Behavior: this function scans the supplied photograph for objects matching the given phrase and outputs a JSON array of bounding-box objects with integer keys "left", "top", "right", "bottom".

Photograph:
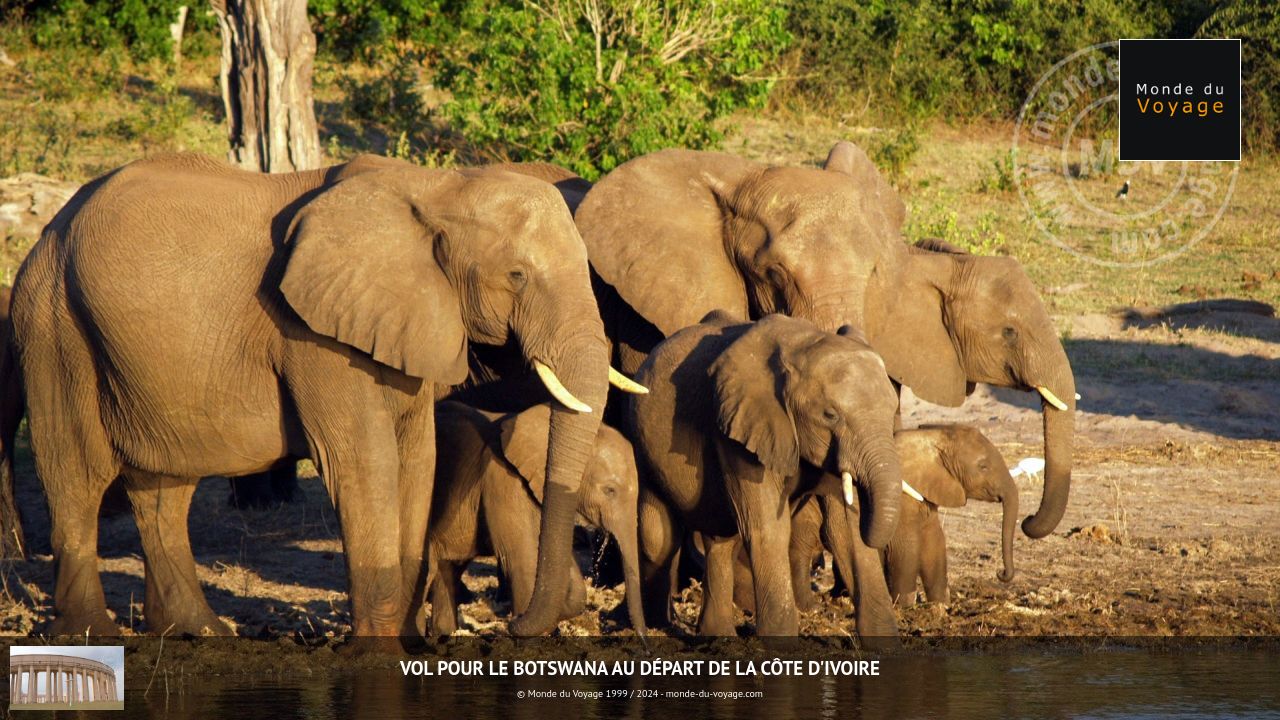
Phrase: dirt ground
[{"left": 1, "top": 303, "right": 1276, "bottom": 642}]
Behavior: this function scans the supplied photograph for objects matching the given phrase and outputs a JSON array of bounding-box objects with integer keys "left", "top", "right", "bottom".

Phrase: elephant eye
[
  {"left": 508, "top": 268, "right": 528, "bottom": 288},
  {"left": 603, "top": 486, "right": 617, "bottom": 497},
  {"left": 766, "top": 265, "right": 786, "bottom": 284},
  {"left": 1002, "top": 326, "right": 1018, "bottom": 343},
  {"left": 822, "top": 407, "right": 839, "bottom": 423}
]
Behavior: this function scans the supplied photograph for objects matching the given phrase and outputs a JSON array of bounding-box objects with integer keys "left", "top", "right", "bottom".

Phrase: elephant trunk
[
  {"left": 607, "top": 512, "right": 649, "bottom": 641},
  {"left": 996, "top": 472, "right": 1018, "bottom": 583},
  {"left": 1022, "top": 364, "right": 1075, "bottom": 539},
  {"left": 509, "top": 301, "right": 610, "bottom": 637},
  {"left": 848, "top": 437, "right": 902, "bottom": 549}
]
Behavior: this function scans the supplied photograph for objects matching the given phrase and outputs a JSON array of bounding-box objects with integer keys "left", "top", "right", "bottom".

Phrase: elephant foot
[
  {"left": 49, "top": 610, "right": 120, "bottom": 637},
  {"left": 147, "top": 608, "right": 234, "bottom": 637},
  {"left": 698, "top": 615, "right": 738, "bottom": 638},
  {"left": 428, "top": 613, "right": 457, "bottom": 639},
  {"left": 795, "top": 587, "right": 819, "bottom": 614},
  {"left": 855, "top": 612, "right": 900, "bottom": 650}
]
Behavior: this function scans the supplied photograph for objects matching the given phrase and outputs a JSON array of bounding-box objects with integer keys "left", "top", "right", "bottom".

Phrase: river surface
[{"left": 89, "top": 646, "right": 1280, "bottom": 719}]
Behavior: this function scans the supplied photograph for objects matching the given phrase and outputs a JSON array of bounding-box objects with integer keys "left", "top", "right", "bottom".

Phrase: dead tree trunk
[{"left": 211, "top": 0, "right": 321, "bottom": 173}]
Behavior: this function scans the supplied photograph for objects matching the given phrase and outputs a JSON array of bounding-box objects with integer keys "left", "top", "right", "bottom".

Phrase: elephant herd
[{"left": 0, "top": 140, "right": 1075, "bottom": 643}]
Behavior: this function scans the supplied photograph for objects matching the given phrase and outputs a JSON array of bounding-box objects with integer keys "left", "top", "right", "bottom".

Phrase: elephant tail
[{"left": 0, "top": 285, "right": 26, "bottom": 559}]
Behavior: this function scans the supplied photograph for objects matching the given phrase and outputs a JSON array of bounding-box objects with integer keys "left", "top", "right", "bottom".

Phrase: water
[{"left": 106, "top": 646, "right": 1280, "bottom": 719}]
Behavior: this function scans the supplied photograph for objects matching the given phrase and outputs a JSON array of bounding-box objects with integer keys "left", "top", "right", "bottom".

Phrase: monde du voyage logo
[
  {"left": 1119, "top": 39, "right": 1241, "bottom": 161},
  {"left": 1013, "top": 39, "right": 1240, "bottom": 268}
]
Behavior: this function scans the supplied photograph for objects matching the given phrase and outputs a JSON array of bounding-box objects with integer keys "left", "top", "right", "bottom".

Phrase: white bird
[{"left": 1009, "top": 457, "right": 1046, "bottom": 480}]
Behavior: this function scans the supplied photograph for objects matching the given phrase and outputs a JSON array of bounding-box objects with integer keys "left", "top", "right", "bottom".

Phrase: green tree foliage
[
  {"left": 1198, "top": 0, "right": 1280, "bottom": 153},
  {"left": 784, "top": 0, "right": 1161, "bottom": 118},
  {"left": 27, "top": 0, "right": 215, "bottom": 61},
  {"left": 309, "top": 0, "right": 460, "bottom": 60},
  {"left": 431, "top": 0, "right": 789, "bottom": 179}
]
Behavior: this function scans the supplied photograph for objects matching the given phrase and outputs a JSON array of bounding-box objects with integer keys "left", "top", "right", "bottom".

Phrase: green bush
[
  {"left": 309, "top": 0, "right": 461, "bottom": 60},
  {"left": 433, "top": 0, "right": 790, "bottom": 179},
  {"left": 784, "top": 0, "right": 1161, "bottom": 120},
  {"left": 30, "top": 0, "right": 215, "bottom": 62},
  {"left": 1198, "top": 0, "right": 1280, "bottom": 153}
]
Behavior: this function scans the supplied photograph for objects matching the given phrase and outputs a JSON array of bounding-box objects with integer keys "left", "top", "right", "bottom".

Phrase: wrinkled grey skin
[
  {"left": 884, "top": 425, "right": 1018, "bottom": 605},
  {"left": 576, "top": 145, "right": 1074, "bottom": 545},
  {"left": 425, "top": 402, "right": 646, "bottom": 638},
  {"left": 627, "top": 313, "right": 901, "bottom": 637},
  {"left": 740, "top": 425, "right": 1018, "bottom": 615},
  {"left": 7, "top": 152, "right": 607, "bottom": 638}
]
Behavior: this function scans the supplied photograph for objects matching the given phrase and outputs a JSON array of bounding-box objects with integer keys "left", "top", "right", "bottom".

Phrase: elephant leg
[
  {"left": 638, "top": 487, "right": 680, "bottom": 628},
  {"left": 734, "top": 484, "right": 798, "bottom": 637},
  {"left": 124, "top": 471, "right": 231, "bottom": 636},
  {"left": 886, "top": 543, "right": 921, "bottom": 607},
  {"left": 562, "top": 560, "right": 587, "bottom": 621},
  {"left": 698, "top": 534, "right": 739, "bottom": 637},
  {"left": 493, "top": 507, "right": 541, "bottom": 618},
  {"left": 395, "top": 404, "right": 436, "bottom": 638},
  {"left": 31, "top": 407, "right": 120, "bottom": 636},
  {"left": 822, "top": 496, "right": 898, "bottom": 642},
  {"left": 919, "top": 514, "right": 949, "bottom": 604},
  {"left": 789, "top": 497, "right": 823, "bottom": 612},
  {"left": 428, "top": 560, "right": 460, "bottom": 637},
  {"left": 292, "top": 388, "right": 403, "bottom": 637}
]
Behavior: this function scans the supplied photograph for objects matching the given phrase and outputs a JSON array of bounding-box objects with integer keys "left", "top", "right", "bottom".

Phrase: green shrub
[
  {"left": 784, "top": 0, "right": 1161, "bottom": 120},
  {"left": 908, "top": 208, "right": 1006, "bottom": 255},
  {"left": 433, "top": 0, "right": 790, "bottom": 179},
  {"left": 30, "top": 0, "right": 215, "bottom": 62},
  {"left": 1198, "top": 0, "right": 1280, "bottom": 153},
  {"left": 870, "top": 124, "right": 920, "bottom": 183},
  {"left": 309, "top": 0, "right": 461, "bottom": 61}
]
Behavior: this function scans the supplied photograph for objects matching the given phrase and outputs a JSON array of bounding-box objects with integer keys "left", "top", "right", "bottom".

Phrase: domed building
[{"left": 9, "top": 652, "right": 118, "bottom": 705}]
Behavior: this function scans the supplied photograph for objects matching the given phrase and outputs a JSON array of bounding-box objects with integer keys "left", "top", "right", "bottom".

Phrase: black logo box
[{"left": 1119, "top": 38, "right": 1241, "bottom": 162}]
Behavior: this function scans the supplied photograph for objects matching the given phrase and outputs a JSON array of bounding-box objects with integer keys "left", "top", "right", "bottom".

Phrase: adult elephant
[
  {"left": 7, "top": 152, "right": 610, "bottom": 638},
  {"left": 575, "top": 143, "right": 1075, "bottom": 542}
]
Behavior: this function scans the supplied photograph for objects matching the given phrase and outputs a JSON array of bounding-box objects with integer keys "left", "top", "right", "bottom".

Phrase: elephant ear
[
  {"left": 922, "top": 436, "right": 974, "bottom": 508},
  {"left": 708, "top": 316, "right": 799, "bottom": 477},
  {"left": 489, "top": 161, "right": 592, "bottom": 214},
  {"left": 280, "top": 168, "right": 468, "bottom": 384},
  {"left": 576, "top": 149, "right": 757, "bottom": 337},
  {"left": 869, "top": 258, "right": 967, "bottom": 406},
  {"left": 497, "top": 404, "right": 553, "bottom": 503},
  {"left": 912, "top": 465, "right": 968, "bottom": 508},
  {"left": 823, "top": 141, "right": 906, "bottom": 232}
]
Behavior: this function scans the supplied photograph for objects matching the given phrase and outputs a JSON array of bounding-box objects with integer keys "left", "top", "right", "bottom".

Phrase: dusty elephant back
[{"left": 11, "top": 154, "right": 330, "bottom": 476}]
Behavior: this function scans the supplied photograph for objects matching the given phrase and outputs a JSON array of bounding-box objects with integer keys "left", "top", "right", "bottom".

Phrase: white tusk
[
  {"left": 1036, "top": 385, "right": 1070, "bottom": 411},
  {"left": 1075, "top": 392, "right": 1081, "bottom": 401},
  {"left": 533, "top": 360, "right": 592, "bottom": 414},
  {"left": 902, "top": 480, "right": 925, "bottom": 503},
  {"left": 841, "top": 471, "right": 855, "bottom": 507},
  {"left": 609, "top": 367, "right": 649, "bottom": 394}
]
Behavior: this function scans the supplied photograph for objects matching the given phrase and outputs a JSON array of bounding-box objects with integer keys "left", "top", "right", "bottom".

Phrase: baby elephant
[
  {"left": 885, "top": 424, "right": 1018, "bottom": 605},
  {"left": 629, "top": 313, "right": 903, "bottom": 638},
  {"left": 425, "top": 401, "right": 646, "bottom": 638}
]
